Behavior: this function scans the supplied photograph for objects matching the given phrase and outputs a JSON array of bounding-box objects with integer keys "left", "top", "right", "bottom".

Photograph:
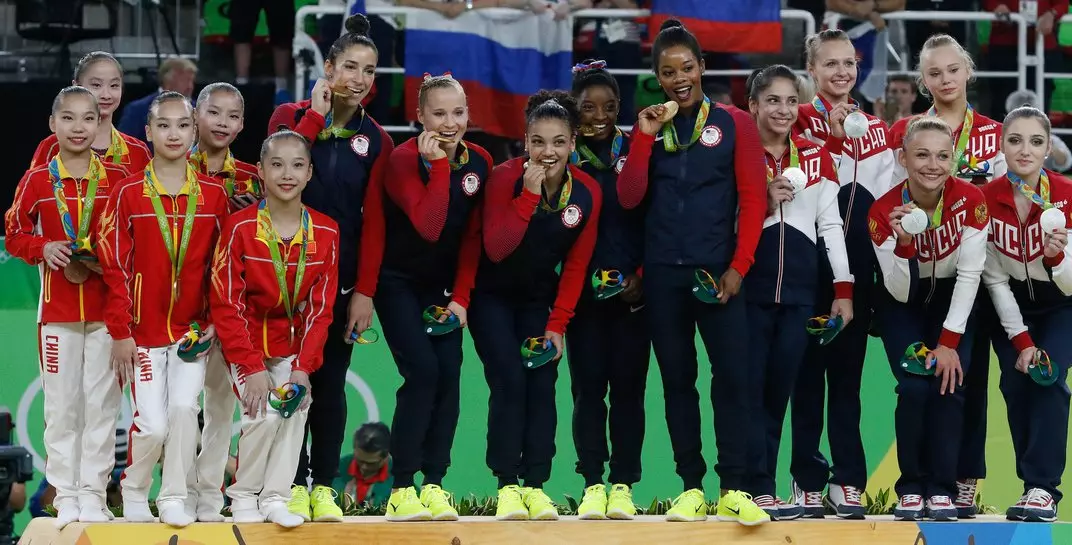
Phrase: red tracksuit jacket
[
  {"left": 30, "top": 130, "right": 151, "bottom": 175},
  {"left": 5, "top": 155, "right": 129, "bottom": 323},
  {"left": 209, "top": 204, "right": 340, "bottom": 378},
  {"left": 98, "top": 164, "right": 230, "bottom": 346},
  {"left": 188, "top": 148, "right": 262, "bottom": 213}
]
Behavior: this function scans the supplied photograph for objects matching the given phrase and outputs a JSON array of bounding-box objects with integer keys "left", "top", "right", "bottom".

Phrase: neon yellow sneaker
[
  {"left": 716, "top": 490, "right": 771, "bottom": 526},
  {"left": 577, "top": 484, "right": 608, "bottom": 520},
  {"left": 496, "top": 485, "right": 529, "bottom": 520},
  {"left": 385, "top": 486, "right": 432, "bottom": 522},
  {"left": 287, "top": 485, "right": 311, "bottom": 522},
  {"left": 606, "top": 484, "right": 636, "bottom": 520},
  {"left": 310, "top": 485, "right": 343, "bottom": 522},
  {"left": 523, "top": 487, "right": 559, "bottom": 521},
  {"left": 666, "top": 488, "right": 707, "bottom": 522},
  {"left": 420, "top": 484, "right": 458, "bottom": 521}
]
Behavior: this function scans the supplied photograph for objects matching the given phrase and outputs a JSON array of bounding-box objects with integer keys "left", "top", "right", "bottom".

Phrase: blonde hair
[
  {"left": 418, "top": 74, "right": 465, "bottom": 109},
  {"left": 915, "top": 34, "right": 976, "bottom": 98},
  {"left": 804, "top": 29, "right": 851, "bottom": 69},
  {"left": 904, "top": 116, "right": 953, "bottom": 147}
]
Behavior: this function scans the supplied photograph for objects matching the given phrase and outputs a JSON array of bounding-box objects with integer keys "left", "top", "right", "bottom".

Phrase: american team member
[
  {"left": 889, "top": 34, "right": 1006, "bottom": 518},
  {"left": 461, "top": 90, "right": 600, "bottom": 522},
  {"left": 98, "top": 92, "right": 230, "bottom": 528},
  {"left": 567, "top": 60, "right": 649, "bottom": 522},
  {"left": 618, "top": 19, "right": 767, "bottom": 525},
  {"left": 363, "top": 74, "right": 492, "bottom": 522},
  {"left": 982, "top": 106, "right": 1072, "bottom": 523},
  {"left": 791, "top": 29, "right": 896, "bottom": 519},
  {"left": 210, "top": 130, "right": 340, "bottom": 528},
  {"left": 30, "top": 52, "right": 151, "bottom": 174},
  {"left": 868, "top": 117, "right": 988, "bottom": 521},
  {"left": 5, "top": 87, "right": 129, "bottom": 528},
  {"left": 745, "top": 65, "right": 853, "bottom": 521},
  {"left": 268, "top": 13, "right": 393, "bottom": 522}
]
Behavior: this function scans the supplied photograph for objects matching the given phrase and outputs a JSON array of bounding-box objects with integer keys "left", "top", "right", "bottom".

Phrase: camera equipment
[{"left": 0, "top": 410, "right": 34, "bottom": 545}]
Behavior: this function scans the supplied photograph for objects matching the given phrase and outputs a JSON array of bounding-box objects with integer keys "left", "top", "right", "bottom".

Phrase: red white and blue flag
[{"left": 649, "top": 0, "right": 782, "bottom": 53}]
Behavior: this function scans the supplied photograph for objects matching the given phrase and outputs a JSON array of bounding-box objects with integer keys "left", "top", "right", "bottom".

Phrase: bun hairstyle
[
  {"left": 652, "top": 19, "right": 702, "bottom": 70},
  {"left": 525, "top": 90, "right": 580, "bottom": 134},
  {"left": 52, "top": 85, "right": 99, "bottom": 116},
  {"left": 418, "top": 72, "right": 466, "bottom": 108},
  {"left": 327, "top": 13, "right": 378, "bottom": 64},
  {"left": 147, "top": 90, "right": 193, "bottom": 122},
  {"left": 903, "top": 116, "right": 953, "bottom": 147},
  {"left": 73, "top": 51, "right": 121, "bottom": 83},
  {"left": 803, "top": 29, "right": 851, "bottom": 68},
  {"left": 571, "top": 59, "right": 620, "bottom": 100},
  {"left": 1003, "top": 105, "right": 1052, "bottom": 137},
  {"left": 746, "top": 64, "right": 800, "bottom": 102},
  {"left": 915, "top": 33, "right": 976, "bottom": 97},
  {"left": 260, "top": 129, "right": 311, "bottom": 160}
]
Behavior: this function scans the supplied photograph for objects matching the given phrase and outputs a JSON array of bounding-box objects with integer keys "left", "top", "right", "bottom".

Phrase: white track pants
[
  {"left": 121, "top": 341, "right": 205, "bottom": 506},
  {"left": 226, "top": 356, "right": 308, "bottom": 514},
  {"left": 39, "top": 322, "right": 120, "bottom": 507},
  {"left": 186, "top": 346, "right": 236, "bottom": 514}
]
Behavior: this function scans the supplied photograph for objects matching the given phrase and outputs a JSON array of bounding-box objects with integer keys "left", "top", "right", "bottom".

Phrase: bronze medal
[{"left": 63, "top": 261, "right": 90, "bottom": 284}]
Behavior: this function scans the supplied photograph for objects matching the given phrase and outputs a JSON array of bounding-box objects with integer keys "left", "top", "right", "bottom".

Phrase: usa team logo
[
  {"left": 614, "top": 157, "right": 627, "bottom": 174},
  {"left": 462, "top": 173, "right": 481, "bottom": 196},
  {"left": 562, "top": 204, "right": 583, "bottom": 228},
  {"left": 700, "top": 126, "right": 722, "bottom": 147},
  {"left": 351, "top": 135, "right": 370, "bottom": 157}
]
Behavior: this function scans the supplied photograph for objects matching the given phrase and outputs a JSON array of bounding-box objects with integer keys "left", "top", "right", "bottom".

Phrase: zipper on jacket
[
  {"left": 924, "top": 229, "right": 938, "bottom": 304},
  {"left": 841, "top": 148, "right": 861, "bottom": 237},
  {"left": 76, "top": 178, "right": 85, "bottom": 322},
  {"left": 164, "top": 194, "right": 179, "bottom": 344},
  {"left": 773, "top": 160, "right": 786, "bottom": 304},
  {"left": 1014, "top": 210, "right": 1036, "bottom": 302}
]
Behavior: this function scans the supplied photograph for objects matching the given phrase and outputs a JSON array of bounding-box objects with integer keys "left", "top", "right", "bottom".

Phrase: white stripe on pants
[
  {"left": 39, "top": 322, "right": 120, "bottom": 507},
  {"left": 226, "top": 356, "right": 308, "bottom": 514},
  {"left": 122, "top": 341, "right": 206, "bottom": 506},
  {"left": 187, "top": 346, "right": 236, "bottom": 514}
]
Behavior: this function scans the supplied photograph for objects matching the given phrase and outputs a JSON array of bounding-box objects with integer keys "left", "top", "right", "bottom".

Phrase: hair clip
[{"left": 571, "top": 60, "right": 607, "bottom": 74}]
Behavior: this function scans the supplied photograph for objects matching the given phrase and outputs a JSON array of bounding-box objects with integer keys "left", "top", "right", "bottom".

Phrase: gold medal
[
  {"left": 63, "top": 261, "right": 90, "bottom": 284},
  {"left": 579, "top": 125, "right": 598, "bottom": 137}
]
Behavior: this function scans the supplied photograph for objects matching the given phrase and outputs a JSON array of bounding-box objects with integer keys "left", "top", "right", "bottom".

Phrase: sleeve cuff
[
  {"left": 1043, "top": 251, "right": 1065, "bottom": 268},
  {"left": 296, "top": 109, "right": 326, "bottom": 141},
  {"left": 833, "top": 281, "right": 854, "bottom": 301},
  {"left": 1011, "top": 331, "right": 1035, "bottom": 353},
  {"left": 729, "top": 260, "right": 752, "bottom": 279},
  {"left": 450, "top": 296, "right": 470, "bottom": 310},
  {"left": 894, "top": 243, "right": 917, "bottom": 259},
  {"left": 545, "top": 317, "right": 567, "bottom": 336},
  {"left": 938, "top": 328, "right": 962, "bottom": 350},
  {"left": 515, "top": 189, "right": 541, "bottom": 216},
  {"left": 635, "top": 266, "right": 644, "bottom": 279},
  {"left": 631, "top": 129, "right": 656, "bottom": 148},
  {"left": 429, "top": 156, "right": 450, "bottom": 175}
]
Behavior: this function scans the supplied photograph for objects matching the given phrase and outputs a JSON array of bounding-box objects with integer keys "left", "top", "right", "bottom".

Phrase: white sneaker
[
  {"left": 54, "top": 500, "right": 80, "bottom": 529},
  {"left": 826, "top": 484, "right": 866, "bottom": 519},
  {"left": 158, "top": 501, "right": 195, "bottom": 528},
  {"left": 790, "top": 480, "right": 825, "bottom": 518},
  {"left": 926, "top": 495, "right": 957, "bottom": 521},
  {"left": 122, "top": 499, "right": 155, "bottom": 522},
  {"left": 231, "top": 507, "right": 265, "bottom": 524},
  {"left": 197, "top": 507, "right": 226, "bottom": 522},
  {"left": 1023, "top": 488, "right": 1058, "bottom": 522},
  {"left": 77, "top": 502, "right": 110, "bottom": 523},
  {"left": 894, "top": 494, "right": 924, "bottom": 521},
  {"left": 265, "top": 504, "right": 305, "bottom": 528}
]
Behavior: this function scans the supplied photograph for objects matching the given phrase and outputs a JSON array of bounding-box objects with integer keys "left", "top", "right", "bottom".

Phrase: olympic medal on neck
[
  {"left": 843, "top": 111, "right": 869, "bottom": 139},
  {"left": 901, "top": 207, "right": 930, "bottom": 236}
]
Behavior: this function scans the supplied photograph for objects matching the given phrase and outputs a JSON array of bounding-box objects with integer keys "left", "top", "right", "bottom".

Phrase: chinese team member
[
  {"left": 363, "top": 75, "right": 492, "bottom": 522},
  {"left": 463, "top": 91, "right": 600, "bottom": 522},
  {"left": 30, "top": 52, "right": 151, "bottom": 174},
  {"left": 745, "top": 65, "right": 853, "bottom": 521},
  {"left": 268, "top": 13, "right": 393, "bottom": 522},
  {"left": 98, "top": 92, "right": 230, "bottom": 528},
  {"left": 791, "top": 29, "right": 896, "bottom": 519},
  {"left": 5, "top": 87, "right": 129, "bottom": 528},
  {"left": 868, "top": 117, "right": 988, "bottom": 521},
  {"left": 184, "top": 81, "right": 262, "bottom": 522},
  {"left": 889, "top": 35, "right": 1005, "bottom": 517},
  {"left": 982, "top": 107, "right": 1072, "bottom": 523},
  {"left": 211, "top": 130, "right": 340, "bottom": 528},
  {"left": 566, "top": 60, "right": 649, "bottom": 521},
  {"left": 617, "top": 20, "right": 767, "bottom": 524}
]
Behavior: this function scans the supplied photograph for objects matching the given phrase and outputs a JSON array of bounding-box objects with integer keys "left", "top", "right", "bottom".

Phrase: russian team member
[
  {"left": 211, "top": 130, "right": 340, "bottom": 528},
  {"left": 364, "top": 74, "right": 492, "bottom": 522},
  {"left": 791, "top": 29, "right": 896, "bottom": 519},
  {"left": 617, "top": 19, "right": 768, "bottom": 525},
  {"left": 98, "top": 92, "right": 230, "bottom": 528},
  {"left": 268, "top": 13, "right": 393, "bottom": 522},
  {"left": 462, "top": 91, "right": 600, "bottom": 522},
  {"left": 566, "top": 60, "right": 649, "bottom": 522},
  {"left": 868, "top": 117, "right": 988, "bottom": 521},
  {"left": 30, "top": 52, "right": 151, "bottom": 174},
  {"left": 744, "top": 65, "right": 853, "bottom": 521},
  {"left": 5, "top": 87, "right": 128, "bottom": 528},
  {"left": 889, "top": 35, "right": 1006, "bottom": 518},
  {"left": 982, "top": 107, "right": 1072, "bottom": 523}
]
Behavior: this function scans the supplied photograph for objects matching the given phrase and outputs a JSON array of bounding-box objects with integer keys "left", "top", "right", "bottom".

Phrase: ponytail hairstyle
[
  {"left": 571, "top": 59, "right": 620, "bottom": 100},
  {"left": 418, "top": 72, "right": 466, "bottom": 108},
  {"left": 746, "top": 64, "right": 801, "bottom": 102},
  {"left": 803, "top": 29, "right": 851, "bottom": 69},
  {"left": 72, "top": 51, "right": 122, "bottom": 84},
  {"left": 903, "top": 116, "right": 953, "bottom": 147},
  {"left": 1003, "top": 105, "right": 1052, "bottom": 138},
  {"left": 525, "top": 90, "right": 580, "bottom": 135},
  {"left": 147, "top": 90, "right": 193, "bottom": 122},
  {"left": 52, "top": 86, "right": 100, "bottom": 116},
  {"left": 651, "top": 19, "right": 702, "bottom": 70},
  {"left": 260, "top": 130, "right": 311, "bottom": 161},
  {"left": 327, "top": 13, "right": 377, "bottom": 65},
  {"left": 915, "top": 33, "right": 977, "bottom": 98}
]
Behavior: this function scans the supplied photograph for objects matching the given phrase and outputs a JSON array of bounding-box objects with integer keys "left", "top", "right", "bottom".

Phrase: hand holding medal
[{"left": 178, "top": 322, "right": 213, "bottom": 362}]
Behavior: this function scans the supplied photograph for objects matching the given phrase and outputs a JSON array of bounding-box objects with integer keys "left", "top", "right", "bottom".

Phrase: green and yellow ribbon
[
  {"left": 49, "top": 154, "right": 104, "bottom": 253},
  {"left": 661, "top": 95, "right": 711, "bottom": 153},
  {"left": 257, "top": 200, "right": 310, "bottom": 343},
  {"left": 144, "top": 163, "right": 200, "bottom": 301}
]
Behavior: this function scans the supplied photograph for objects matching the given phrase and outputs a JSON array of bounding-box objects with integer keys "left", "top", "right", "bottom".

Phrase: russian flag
[
  {"left": 845, "top": 22, "right": 889, "bottom": 103},
  {"left": 649, "top": 0, "right": 781, "bottom": 53},
  {"left": 345, "top": 0, "right": 365, "bottom": 16},
  {"left": 403, "top": 11, "right": 572, "bottom": 140}
]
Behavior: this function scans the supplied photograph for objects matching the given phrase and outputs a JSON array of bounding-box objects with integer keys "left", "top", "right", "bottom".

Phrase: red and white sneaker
[
  {"left": 790, "top": 480, "right": 825, "bottom": 519},
  {"left": 753, "top": 495, "right": 778, "bottom": 519},
  {"left": 1023, "top": 488, "right": 1057, "bottom": 522},
  {"left": 775, "top": 497, "right": 803, "bottom": 521},
  {"left": 826, "top": 484, "right": 866, "bottom": 519},
  {"left": 926, "top": 495, "right": 958, "bottom": 521},
  {"left": 1007, "top": 493, "right": 1029, "bottom": 520},
  {"left": 954, "top": 479, "right": 978, "bottom": 518},
  {"left": 894, "top": 494, "right": 924, "bottom": 521}
]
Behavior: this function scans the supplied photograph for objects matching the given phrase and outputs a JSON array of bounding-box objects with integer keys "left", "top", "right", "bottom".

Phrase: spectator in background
[
  {"left": 705, "top": 83, "right": 732, "bottom": 106},
  {"left": 823, "top": 0, "right": 907, "bottom": 30},
  {"left": 905, "top": 0, "right": 975, "bottom": 59},
  {"left": 576, "top": 1, "right": 642, "bottom": 124},
  {"left": 116, "top": 58, "right": 197, "bottom": 144},
  {"left": 334, "top": 423, "right": 393, "bottom": 507},
  {"left": 874, "top": 74, "right": 918, "bottom": 126},
  {"left": 231, "top": 0, "right": 296, "bottom": 105},
  {"left": 985, "top": 0, "right": 1068, "bottom": 118},
  {"left": 1006, "top": 90, "right": 1072, "bottom": 172}
]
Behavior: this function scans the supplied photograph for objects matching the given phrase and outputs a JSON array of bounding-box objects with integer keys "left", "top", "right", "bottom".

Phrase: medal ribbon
[
  {"left": 661, "top": 95, "right": 711, "bottom": 153},
  {"left": 571, "top": 128, "right": 623, "bottom": 170},
  {"left": 421, "top": 142, "right": 471, "bottom": 172},
  {"left": 189, "top": 143, "right": 237, "bottom": 191},
  {"left": 927, "top": 104, "right": 974, "bottom": 175},
  {"left": 764, "top": 139, "right": 799, "bottom": 184},
  {"left": 318, "top": 108, "right": 364, "bottom": 141},
  {"left": 539, "top": 168, "right": 573, "bottom": 212},
  {"left": 103, "top": 127, "right": 129, "bottom": 164},
  {"left": 1008, "top": 170, "right": 1053, "bottom": 210},
  {"left": 144, "top": 164, "right": 200, "bottom": 299},
  {"left": 902, "top": 181, "right": 945, "bottom": 229},
  {"left": 49, "top": 155, "right": 103, "bottom": 245},
  {"left": 257, "top": 200, "right": 309, "bottom": 340}
]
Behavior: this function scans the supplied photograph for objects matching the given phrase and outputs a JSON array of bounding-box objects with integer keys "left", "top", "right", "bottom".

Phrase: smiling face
[
  {"left": 749, "top": 76, "right": 799, "bottom": 140},
  {"left": 50, "top": 93, "right": 100, "bottom": 155},
  {"left": 810, "top": 39, "right": 858, "bottom": 101},
  {"left": 1003, "top": 116, "right": 1051, "bottom": 178},
  {"left": 417, "top": 85, "right": 468, "bottom": 145},
  {"left": 326, "top": 44, "right": 377, "bottom": 108},
  {"left": 656, "top": 45, "right": 705, "bottom": 109},
  {"left": 196, "top": 91, "right": 244, "bottom": 151},
  {"left": 921, "top": 44, "right": 970, "bottom": 105},
  {"left": 76, "top": 59, "right": 123, "bottom": 119},
  {"left": 900, "top": 128, "right": 954, "bottom": 192},
  {"left": 259, "top": 137, "right": 313, "bottom": 203},
  {"left": 526, "top": 117, "right": 575, "bottom": 182},
  {"left": 577, "top": 84, "right": 619, "bottom": 141},
  {"left": 147, "top": 100, "right": 196, "bottom": 162}
]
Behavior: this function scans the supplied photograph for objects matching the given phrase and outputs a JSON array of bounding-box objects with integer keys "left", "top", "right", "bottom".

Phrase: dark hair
[
  {"left": 327, "top": 13, "right": 377, "bottom": 64},
  {"left": 147, "top": 90, "right": 193, "bottom": 122},
  {"left": 1004, "top": 105, "right": 1052, "bottom": 137},
  {"left": 571, "top": 59, "right": 620, "bottom": 100},
  {"left": 73, "top": 51, "right": 122, "bottom": 83},
  {"left": 652, "top": 19, "right": 702, "bottom": 71},
  {"left": 887, "top": 74, "right": 915, "bottom": 87},
  {"left": 259, "top": 129, "right": 310, "bottom": 159},
  {"left": 525, "top": 90, "right": 580, "bottom": 134},
  {"left": 196, "top": 82, "right": 245, "bottom": 111},
  {"left": 52, "top": 86, "right": 99, "bottom": 116},
  {"left": 804, "top": 29, "right": 851, "bottom": 68},
  {"left": 354, "top": 422, "right": 391, "bottom": 455},
  {"left": 747, "top": 65, "right": 800, "bottom": 101}
]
